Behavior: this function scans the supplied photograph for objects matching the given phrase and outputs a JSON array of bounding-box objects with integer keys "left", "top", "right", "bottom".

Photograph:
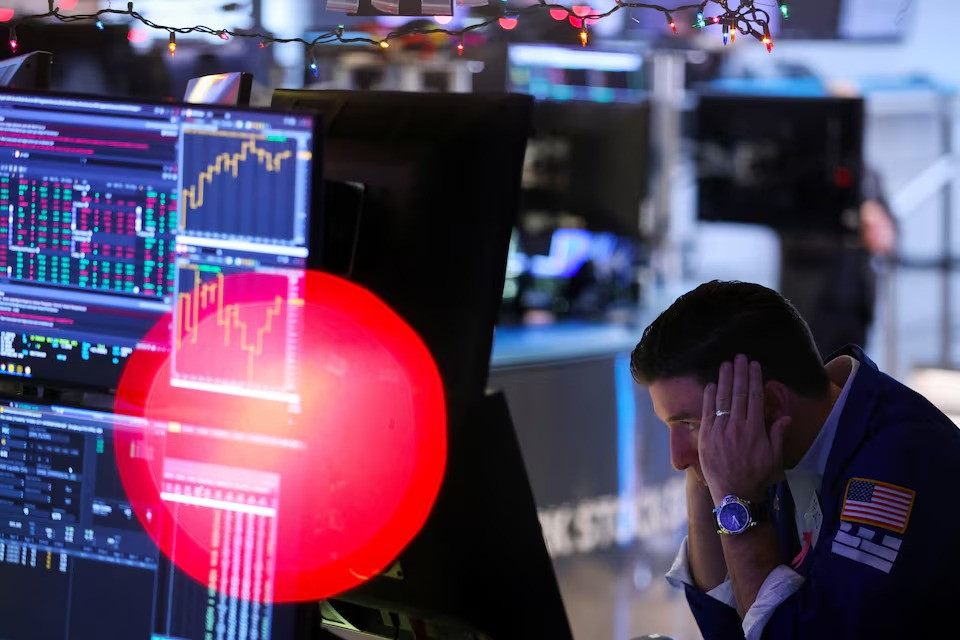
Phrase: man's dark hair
[{"left": 630, "top": 280, "right": 829, "bottom": 396}]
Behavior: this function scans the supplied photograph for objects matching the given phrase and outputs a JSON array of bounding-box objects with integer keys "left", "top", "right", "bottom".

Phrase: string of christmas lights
[{"left": 5, "top": 0, "right": 785, "bottom": 67}]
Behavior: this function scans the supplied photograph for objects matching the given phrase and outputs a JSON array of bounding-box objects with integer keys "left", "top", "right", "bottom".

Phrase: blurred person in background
[
  {"left": 711, "top": 59, "right": 899, "bottom": 358},
  {"left": 779, "top": 165, "right": 897, "bottom": 357}
]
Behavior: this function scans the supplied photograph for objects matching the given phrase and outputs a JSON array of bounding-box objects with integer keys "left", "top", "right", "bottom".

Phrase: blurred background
[{"left": 1, "top": 0, "right": 956, "bottom": 638}]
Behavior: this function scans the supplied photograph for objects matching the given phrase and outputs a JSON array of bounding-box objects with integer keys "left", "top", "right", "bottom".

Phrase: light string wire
[{"left": 6, "top": 0, "right": 779, "bottom": 57}]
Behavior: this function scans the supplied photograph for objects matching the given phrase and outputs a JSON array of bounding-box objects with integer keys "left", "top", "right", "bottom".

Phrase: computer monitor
[
  {"left": 0, "top": 87, "right": 321, "bottom": 640},
  {"left": 469, "top": 45, "right": 650, "bottom": 238},
  {"left": 183, "top": 71, "right": 253, "bottom": 106},
  {"left": 0, "top": 89, "right": 319, "bottom": 395},
  {"left": 505, "top": 44, "right": 646, "bottom": 104},
  {"left": 695, "top": 93, "right": 864, "bottom": 231},
  {"left": 269, "top": 89, "right": 571, "bottom": 638},
  {"left": 502, "top": 226, "right": 639, "bottom": 323},
  {"left": 522, "top": 98, "right": 650, "bottom": 239},
  {"left": 0, "top": 51, "right": 53, "bottom": 90},
  {"left": 0, "top": 396, "right": 307, "bottom": 639}
]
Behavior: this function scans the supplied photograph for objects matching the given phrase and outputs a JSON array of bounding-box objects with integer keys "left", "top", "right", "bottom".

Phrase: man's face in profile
[{"left": 649, "top": 376, "right": 706, "bottom": 483}]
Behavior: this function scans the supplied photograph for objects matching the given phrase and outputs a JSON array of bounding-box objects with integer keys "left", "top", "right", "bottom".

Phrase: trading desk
[{"left": 488, "top": 317, "right": 695, "bottom": 639}]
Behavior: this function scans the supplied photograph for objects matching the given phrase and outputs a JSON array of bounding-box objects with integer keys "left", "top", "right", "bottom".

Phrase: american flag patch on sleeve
[{"left": 840, "top": 478, "right": 915, "bottom": 534}]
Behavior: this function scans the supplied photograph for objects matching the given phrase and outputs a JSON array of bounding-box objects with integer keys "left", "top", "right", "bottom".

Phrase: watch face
[{"left": 719, "top": 502, "right": 751, "bottom": 533}]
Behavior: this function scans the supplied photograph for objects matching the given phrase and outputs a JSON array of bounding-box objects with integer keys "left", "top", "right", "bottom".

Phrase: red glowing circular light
[
  {"left": 568, "top": 15, "right": 583, "bottom": 27},
  {"left": 572, "top": 4, "right": 592, "bottom": 16},
  {"left": 58, "top": 0, "right": 79, "bottom": 8},
  {"left": 113, "top": 270, "right": 447, "bottom": 603},
  {"left": 0, "top": 8, "right": 14, "bottom": 22},
  {"left": 498, "top": 17, "right": 518, "bottom": 30},
  {"left": 549, "top": 7, "right": 567, "bottom": 20}
]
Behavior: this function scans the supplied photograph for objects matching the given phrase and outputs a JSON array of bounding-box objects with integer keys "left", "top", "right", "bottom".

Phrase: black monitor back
[
  {"left": 695, "top": 94, "right": 864, "bottom": 232},
  {"left": 2, "top": 24, "right": 143, "bottom": 97},
  {"left": 269, "top": 90, "right": 572, "bottom": 639},
  {"left": 271, "top": 89, "right": 533, "bottom": 432}
]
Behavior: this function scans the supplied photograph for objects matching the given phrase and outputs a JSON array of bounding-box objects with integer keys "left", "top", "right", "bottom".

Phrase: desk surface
[{"left": 490, "top": 321, "right": 645, "bottom": 368}]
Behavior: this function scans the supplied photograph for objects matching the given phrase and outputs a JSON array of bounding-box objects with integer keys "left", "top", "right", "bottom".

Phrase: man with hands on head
[{"left": 630, "top": 280, "right": 960, "bottom": 640}]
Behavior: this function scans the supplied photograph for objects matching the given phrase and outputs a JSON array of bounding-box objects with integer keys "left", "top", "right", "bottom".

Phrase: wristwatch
[{"left": 714, "top": 495, "right": 768, "bottom": 535}]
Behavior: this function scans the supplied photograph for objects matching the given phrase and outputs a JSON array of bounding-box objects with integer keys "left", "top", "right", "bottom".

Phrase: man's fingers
[
  {"left": 715, "top": 360, "right": 733, "bottom": 417},
  {"left": 746, "top": 360, "right": 765, "bottom": 428},
  {"left": 701, "top": 382, "right": 717, "bottom": 437},
  {"left": 730, "top": 354, "right": 749, "bottom": 424}
]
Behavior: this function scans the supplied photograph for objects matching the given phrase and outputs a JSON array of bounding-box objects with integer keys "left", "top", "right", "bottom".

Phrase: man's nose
[{"left": 670, "top": 428, "right": 698, "bottom": 471}]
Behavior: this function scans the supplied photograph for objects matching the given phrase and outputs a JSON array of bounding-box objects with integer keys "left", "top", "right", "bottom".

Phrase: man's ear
[{"left": 764, "top": 380, "right": 790, "bottom": 427}]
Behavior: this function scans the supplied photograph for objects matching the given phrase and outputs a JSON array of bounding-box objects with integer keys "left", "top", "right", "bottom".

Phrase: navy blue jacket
[{"left": 685, "top": 345, "right": 960, "bottom": 639}]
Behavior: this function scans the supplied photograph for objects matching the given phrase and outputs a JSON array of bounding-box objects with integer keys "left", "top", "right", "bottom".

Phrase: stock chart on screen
[
  {"left": 0, "top": 92, "right": 316, "bottom": 394},
  {"left": 172, "top": 264, "right": 304, "bottom": 402},
  {"left": 179, "top": 130, "right": 302, "bottom": 245}
]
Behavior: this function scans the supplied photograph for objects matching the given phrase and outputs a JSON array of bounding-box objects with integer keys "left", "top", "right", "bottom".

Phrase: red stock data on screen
[{"left": 111, "top": 269, "right": 448, "bottom": 603}]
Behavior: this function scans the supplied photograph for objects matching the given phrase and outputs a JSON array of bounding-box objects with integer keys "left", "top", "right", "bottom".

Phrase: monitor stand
[{"left": 308, "top": 391, "right": 574, "bottom": 640}]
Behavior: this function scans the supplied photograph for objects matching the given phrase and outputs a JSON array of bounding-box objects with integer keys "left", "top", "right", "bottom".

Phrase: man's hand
[
  {"left": 696, "top": 355, "right": 790, "bottom": 616},
  {"left": 860, "top": 199, "right": 896, "bottom": 256},
  {"left": 698, "top": 354, "right": 790, "bottom": 503}
]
